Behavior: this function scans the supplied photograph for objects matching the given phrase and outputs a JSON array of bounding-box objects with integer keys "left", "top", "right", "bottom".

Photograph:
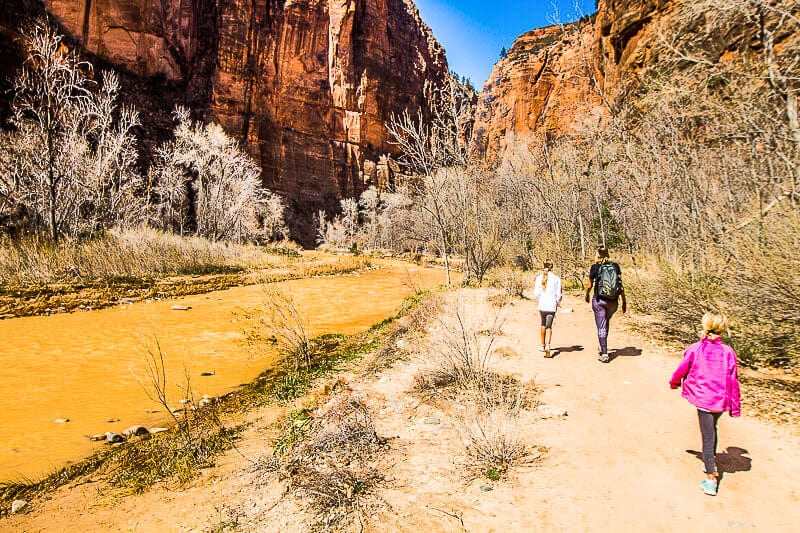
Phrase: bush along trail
[{"left": 2, "top": 288, "right": 800, "bottom": 531}]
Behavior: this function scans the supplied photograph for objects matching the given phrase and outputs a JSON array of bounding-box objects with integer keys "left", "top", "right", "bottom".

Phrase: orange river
[{"left": 0, "top": 260, "right": 448, "bottom": 481}]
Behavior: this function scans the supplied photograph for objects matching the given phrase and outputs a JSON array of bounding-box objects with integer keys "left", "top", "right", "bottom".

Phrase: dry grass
[
  {"left": 0, "top": 233, "right": 373, "bottom": 318},
  {"left": 258, "top": 286, "right": 313, "bottom": 369},
  {"left": 272, "top": 395, "right": 385, "bottom": 530},
  {"left": 364, "top": 291, "right": 444, "bottom": 374},
  {"left": 461, "top": 407, "right": 544, "bottom": 480},
  {"left": 409, "top": 290, "right": 543, "bottom": 482},
  {"left": 487, "top": 266, "right": 533, "bottom": 299},
  {"left": 411, "top": 297, "right": 534, "bottom": 411},
  {"left": 0, "top": 227, "right": 291, "bottom": 286},
  {"left": 103, "top": 413, "right": 242, "bottom": 494},
  {"left": 626, "top": 213, "right": 800, "bottom": 371}
]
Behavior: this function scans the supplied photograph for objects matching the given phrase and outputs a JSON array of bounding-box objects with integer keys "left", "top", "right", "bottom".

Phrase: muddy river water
[{"left": 0, "top": 261, "right": 446, "bottom": 480}]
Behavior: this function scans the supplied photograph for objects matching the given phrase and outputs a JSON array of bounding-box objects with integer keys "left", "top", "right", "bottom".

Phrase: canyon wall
[
  {"left": 473, "top": 0, "right": 797, "bottom": 164},
  {"left": 473, "top": 0, "right": 679, "bottom": 163},
  {"left": 472, "top": 20, "right": 601, "bottom": 164},
  {"left": 30, "top": 0, "right": 447, "bottom": 241}
]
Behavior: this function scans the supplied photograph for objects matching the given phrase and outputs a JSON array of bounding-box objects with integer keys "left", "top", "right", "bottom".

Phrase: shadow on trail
[
  {"left": 609, "top": 346, "right": 642, "bottom": 361},
  {"left": 686, "top": 447, "right": 752, "bottom": 478},
  {"left": 554, "top": 345, "right": 584, "bottom": 353}
]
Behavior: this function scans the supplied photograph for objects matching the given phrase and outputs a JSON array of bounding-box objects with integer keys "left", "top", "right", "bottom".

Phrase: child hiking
[
  {"left": 584, "top": 247, "right": 626, "bottom": 363},
  {"left": 669, "top": 312, "right": 741, "bottom": 496},
  {"left": 532, "top": 259, "right": 562, "bottom": 357}
]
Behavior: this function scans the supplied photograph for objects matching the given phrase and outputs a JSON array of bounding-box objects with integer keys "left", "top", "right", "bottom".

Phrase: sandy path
[{"left": 496, "top": 294, "right": 800, "bottom": 531}]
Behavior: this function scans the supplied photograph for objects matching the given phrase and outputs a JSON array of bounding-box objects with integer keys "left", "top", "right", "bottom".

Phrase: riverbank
[
  {"left": 0, "top": 260, "right": 448, "bottom": 481},
  {"left": 4, "top": 288, "right": 799, "bottom": 530},
  {"left": 0, "top": 251, "right": 372, "bottom": 319}
]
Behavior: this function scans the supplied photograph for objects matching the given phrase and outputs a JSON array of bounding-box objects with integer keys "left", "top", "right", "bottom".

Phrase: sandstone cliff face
[
  {"left": 37, "top": 0, "right": 447, "bottom": 242},
  {"left": 473, "top": 0, "right": 793, "bottom": 164},
  {"left": 472, "top": 21, "right": 601, "bottom": 165},
  {"left": 473, "top": 0, "right": 677, "bottom": 163}
]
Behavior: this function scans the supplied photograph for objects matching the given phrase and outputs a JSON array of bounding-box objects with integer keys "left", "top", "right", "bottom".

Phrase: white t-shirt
[{"left": 532, "top": 271, "right": 562, "bottom": 312}]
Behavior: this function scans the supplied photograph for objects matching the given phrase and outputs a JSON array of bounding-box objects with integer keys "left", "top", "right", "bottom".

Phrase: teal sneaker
[{"left": 700, "top": 479, "right": 718, "bottom": 496}]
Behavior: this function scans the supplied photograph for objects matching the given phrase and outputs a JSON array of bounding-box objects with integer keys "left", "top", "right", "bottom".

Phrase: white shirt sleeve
[{"left": 556, "top": 276, "right": 562, "bottom": 305}]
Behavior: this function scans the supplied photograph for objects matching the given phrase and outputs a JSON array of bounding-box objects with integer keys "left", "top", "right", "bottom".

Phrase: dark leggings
[
  {"left": 540, "top": 311, "right": 555, "bottom": 329},
  {"left": 698, "top": 409, "right": 722, "bottom": 474},
  {"left": 591, "top": 297, "right": 618, "bottom": 353}
]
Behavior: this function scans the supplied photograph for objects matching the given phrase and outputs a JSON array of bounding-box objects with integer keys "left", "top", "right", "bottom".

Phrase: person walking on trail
[
  {"left": 532, "top": 259, "right": 562, "bottom": 357},
  {"left": 669, "top": 312, "right": 741, "bottom": 497},
  {"left": 584, "top": 247, "right": 626, "bottom": 363}
]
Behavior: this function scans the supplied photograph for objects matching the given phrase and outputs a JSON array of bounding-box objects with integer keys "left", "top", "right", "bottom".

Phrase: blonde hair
[
  {"left": 541, "top": 259, "right": 553, "bottom": 290},
  {"left": 701, "top": 312, "right": 728, "bottom": 337},
  {"left": 595, "top": 247, "right": 610, "bottom": 263}
]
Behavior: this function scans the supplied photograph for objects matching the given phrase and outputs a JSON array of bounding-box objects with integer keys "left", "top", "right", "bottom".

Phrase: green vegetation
[
  {"left": 105, "top": 419, "right": 243, "bottom": 494},
  {"left": 484, "top": 467, "right": 501, "bottom": 481}
]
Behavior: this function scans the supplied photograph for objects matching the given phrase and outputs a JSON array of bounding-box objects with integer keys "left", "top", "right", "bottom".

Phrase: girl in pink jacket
[{"left": 670, "top": 312, "right": 741, "bottom": 496}]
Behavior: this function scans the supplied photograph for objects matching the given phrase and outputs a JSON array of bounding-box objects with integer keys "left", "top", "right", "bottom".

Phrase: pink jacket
[{"left": 669, "top": 337, "right": 741, "bottom": 417}]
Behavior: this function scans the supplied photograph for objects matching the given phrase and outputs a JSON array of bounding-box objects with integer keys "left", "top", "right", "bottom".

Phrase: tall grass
[
  {"left": 0, "top": 227, "right": 293, "bottom": 286},
  {"left": 626, "top": 212, "right": 800, "bottom": 371}
]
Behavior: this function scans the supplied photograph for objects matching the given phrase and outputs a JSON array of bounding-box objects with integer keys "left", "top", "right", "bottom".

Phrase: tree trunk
[
  {"left": 786, "top": 93, "right": 799, "bottom": 208},
  {"left": 47, "top": 128, "right": 58, "bottom": 243},
  {"left": 441, "top": 227, "right": 451, "bottom": 285}
]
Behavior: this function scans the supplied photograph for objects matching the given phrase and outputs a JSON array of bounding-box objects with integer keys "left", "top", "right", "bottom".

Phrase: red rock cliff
[
  {"left": 473, "top": 0, "right": 677, "bottom": 163},
  {"left": 39, "top": 0, "right": 447, "bottom": 241},
  {"left": 475, "top": 0, "right": 680, "bottom": 162},
  {"left": 472, "top": 21, "right": 601, "bottom": 164},
  {"left": 473, "top": 0, "right": 797, "bottom": 164}
]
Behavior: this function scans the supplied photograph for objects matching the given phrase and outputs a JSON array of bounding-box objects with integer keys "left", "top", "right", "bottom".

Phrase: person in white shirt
[{"left": 532, "top": 259, "right": 562, "bottom": 355}]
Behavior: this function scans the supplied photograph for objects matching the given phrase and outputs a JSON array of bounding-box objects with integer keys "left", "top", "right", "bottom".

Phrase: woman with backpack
[
  {"left": 532, "top": 259, "right": 562, "bottom": 357},
  {"left": 584, "top": 247, "right": 626, "bottom": 363}
]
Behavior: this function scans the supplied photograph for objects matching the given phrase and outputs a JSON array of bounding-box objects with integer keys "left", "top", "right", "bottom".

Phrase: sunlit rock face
[
  {"left": 472, "top": 21, "right": 602, "bottom": 165},
  {"left": 473, "top": 0, "right": 799, "bottom": 164},
  {"left": 472, "top": 0, "right": 678, "bottom": 163},
  {"left": 36, "top": 0, "right": 447, "bottom": 242}
]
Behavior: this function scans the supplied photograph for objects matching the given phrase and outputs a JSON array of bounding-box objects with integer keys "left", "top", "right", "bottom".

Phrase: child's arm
[
  {"left": 728, "top": 351, "right": 741, "bottom": 417},
  {"left": 669, "top": 349, "right": 693, "bottom": 388}
]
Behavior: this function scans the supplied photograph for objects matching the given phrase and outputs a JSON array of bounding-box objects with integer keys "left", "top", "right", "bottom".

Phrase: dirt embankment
[{"left": 4, "top": 289, "right": 800, "bottom": 531}]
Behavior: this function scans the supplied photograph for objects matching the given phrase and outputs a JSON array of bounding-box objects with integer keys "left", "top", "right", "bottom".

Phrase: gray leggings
[
  {"left": 698, "top": 409, "right": 722, "bottom": 474},
  {"left": 540, "top": 311, "right": 555, "bottom": 329},
  {"left": 591, "top": 297, "right": 618, "bottom": 353}
]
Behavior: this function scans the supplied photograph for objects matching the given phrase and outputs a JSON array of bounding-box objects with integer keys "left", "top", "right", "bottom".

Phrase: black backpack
[{"left": 596, "top": 262, "right": 621, "bottom": 301}]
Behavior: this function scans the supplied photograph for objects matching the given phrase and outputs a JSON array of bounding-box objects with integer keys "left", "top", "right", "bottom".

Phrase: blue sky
[{"left": 414, "top": 1, "right": 597, "bottom": 89}]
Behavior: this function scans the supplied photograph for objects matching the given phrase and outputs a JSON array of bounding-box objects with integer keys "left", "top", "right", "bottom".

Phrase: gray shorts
[{"left": 540, "top": 311, "right": 555, "bottom": 329}]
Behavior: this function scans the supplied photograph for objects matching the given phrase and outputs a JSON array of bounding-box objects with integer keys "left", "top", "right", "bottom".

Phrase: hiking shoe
[
  {"left": 539, "top": 345, "right": 546, "bottom": 352},
  {"left": 545, "top": 344, "right": 551, "bottom": 352},
  {"left": 700, "top": 479, "right": 718, "bottom": 496},
  {"left": 598, "top": 353, "right": 610, "bottom": 363}
]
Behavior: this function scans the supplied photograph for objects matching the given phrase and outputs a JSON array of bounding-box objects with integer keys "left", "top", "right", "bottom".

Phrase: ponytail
[{"left": 541, "top": 259, "right": 553, "bottom": 291}]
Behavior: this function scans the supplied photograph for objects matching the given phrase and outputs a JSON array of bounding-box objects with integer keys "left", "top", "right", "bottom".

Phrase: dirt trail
[
  {"left": 4, "top": 291, "right": 799, "bottom": 531},
  {"left": 489, "top": 294, "right": 800, "bottom": 530}
]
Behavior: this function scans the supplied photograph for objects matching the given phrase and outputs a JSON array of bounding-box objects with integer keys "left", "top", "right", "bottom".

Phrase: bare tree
[
  {"left": 386, "top": 74, "right": 477, "bottom": 283},
  {"left": 152, "top": 107, "right": 283, "bottom": 242},
  {"left": 1, "top": 21, "right": 143, "bottom": 240}
]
